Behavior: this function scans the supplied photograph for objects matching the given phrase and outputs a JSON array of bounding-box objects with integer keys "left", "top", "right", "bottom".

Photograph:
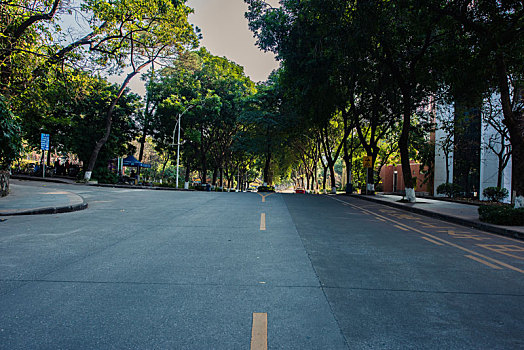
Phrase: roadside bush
[
  {"left": 482, "top": 187, "right": 509, "bottom": 202},
  {"left": 436, "top": 182, "right": 463, "bottom": 197},
  {"left": 258, "top": 185, "right": 275, "bottom": 192},
  {"left": 92, "top": 167, "right": 118, "bottom": 184},
  {"left": 154, "top": 182, "right": 178, "bottom": 188},
  {"left": 478, "top": 205, "right": 524, "bottom": 226}
]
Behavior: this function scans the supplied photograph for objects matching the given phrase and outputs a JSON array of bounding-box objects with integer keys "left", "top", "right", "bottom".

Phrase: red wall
[{"left": 379, "top": 162, "right": 430, "bottom": 194}]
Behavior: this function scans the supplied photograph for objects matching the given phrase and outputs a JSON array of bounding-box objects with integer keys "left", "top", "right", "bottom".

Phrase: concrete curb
[
  {"left": 349, "top": 194, "right": 523, "bottom": 240},
  {"left": 89, "top": 183, "right": 195, "bottom": 191},
  {"left": 11, "top": 175, "right": 76, "bottom": 185},
  {"left": 0, "top": 199, "right": 88, "bottom": 216}
]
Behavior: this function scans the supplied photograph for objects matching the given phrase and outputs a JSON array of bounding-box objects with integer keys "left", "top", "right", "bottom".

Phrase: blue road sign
[{"left": 41, "top": 133, "right": 49, "bottom": 151}]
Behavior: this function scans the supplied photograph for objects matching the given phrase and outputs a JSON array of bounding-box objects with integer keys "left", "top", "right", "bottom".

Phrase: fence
[{"left": 0, "top": 171, "right": 9, "bottom": 197}]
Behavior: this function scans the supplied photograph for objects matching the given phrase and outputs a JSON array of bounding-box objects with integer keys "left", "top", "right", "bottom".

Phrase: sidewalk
[
  {"left": 0, "top": 181, "right": 87, "bottom": 216},
  {"left": 350, "top": 193, "right": 524, "bottom": 240}
]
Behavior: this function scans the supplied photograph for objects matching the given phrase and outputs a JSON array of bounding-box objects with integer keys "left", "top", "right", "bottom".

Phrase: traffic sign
[
  {"left": 40, "top": 133, "right": 49, "bottom": 151},
  {"left": 363, "top": 156, "right": 372, "bottom": 168}
]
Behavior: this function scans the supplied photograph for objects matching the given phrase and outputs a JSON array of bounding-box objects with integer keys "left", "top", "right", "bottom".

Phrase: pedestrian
[
  {"left": 54, "top": 158, "right": 60, "bottom": 176},
  {"left": 65, "top": 159, "right": 70, "bottom": 176}
]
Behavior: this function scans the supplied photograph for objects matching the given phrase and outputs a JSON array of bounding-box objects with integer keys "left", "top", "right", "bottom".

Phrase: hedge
[{"left": 478, "top": 205, "right": 524, "bottom": 226}]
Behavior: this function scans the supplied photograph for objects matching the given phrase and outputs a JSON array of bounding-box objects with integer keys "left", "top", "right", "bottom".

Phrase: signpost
[{"left": 40, "top": 133, "right": 49, "bottom": 178}]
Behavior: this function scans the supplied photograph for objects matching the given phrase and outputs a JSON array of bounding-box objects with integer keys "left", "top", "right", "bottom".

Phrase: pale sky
[
  {"left": 188, "top": 0, "right": 280, "bottom": 82},
  {"left": 120, "top": 0, "right": 280, "bottom": 95}
]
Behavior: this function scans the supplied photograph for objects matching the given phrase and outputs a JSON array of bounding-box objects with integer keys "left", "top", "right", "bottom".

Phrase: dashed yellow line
[
  {"left": 251, "top": 313, "right": 268, "bottom": 350},
  {"left": 328, "top": 196, "right": 524, "bottom": 274},
  {"left": 260, "top": 213, "right": 266, "bottom": 231}
]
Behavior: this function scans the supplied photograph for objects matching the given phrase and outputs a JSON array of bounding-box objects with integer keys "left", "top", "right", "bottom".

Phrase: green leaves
[{"left": 0, "top": 96, "right": 22, "bottom": 169}]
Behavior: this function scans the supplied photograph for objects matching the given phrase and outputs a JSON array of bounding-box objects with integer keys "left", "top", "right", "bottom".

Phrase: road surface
[{"left": 1, "top": 184, "right": 523, "bottom": 349}]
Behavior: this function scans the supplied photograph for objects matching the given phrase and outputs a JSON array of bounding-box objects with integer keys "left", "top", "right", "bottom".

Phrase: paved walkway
[
  {"left": 351, "top": 193, "right": 524, "bottom": 239},
  {"left": 0, "top": 181, "right": 87, "bottom": 215}
]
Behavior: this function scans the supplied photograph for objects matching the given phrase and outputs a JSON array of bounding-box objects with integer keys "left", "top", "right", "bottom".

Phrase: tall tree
[{"left": 437, "top": 0, "right": 524, "bottom": 207}]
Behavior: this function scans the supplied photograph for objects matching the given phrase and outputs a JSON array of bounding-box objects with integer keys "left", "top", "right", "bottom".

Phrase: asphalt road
[{"left": 0, "top": 184, "right": 523, "bottom": 349}]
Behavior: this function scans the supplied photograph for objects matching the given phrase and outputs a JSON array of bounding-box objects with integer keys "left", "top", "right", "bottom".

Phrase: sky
[
  {"left": 120, "top": 0, "right": 281, "bottom": 96},
  {"left": 188, "top": 0, "right": 280, "bottom": 82}
]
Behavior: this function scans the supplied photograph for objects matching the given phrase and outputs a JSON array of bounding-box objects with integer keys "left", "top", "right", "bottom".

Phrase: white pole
[{"left": 176, "top": 113, "right": 181, "bottom": 188}]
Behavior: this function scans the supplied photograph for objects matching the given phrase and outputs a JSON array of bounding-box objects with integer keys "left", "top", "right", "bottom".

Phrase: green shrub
[
  {"left": 436, "top": 182, "right": 463, "bottom": 197},
  {"left": 92, "top": 167, "right": 118, "bottom": 184},
  {"left": 258, "top": 185, "right": 275, "bottom": 192},
  {"left": 482, "top": 187, "right": 509, "bottom": 202},
  {"left": 154, "top": 182, "right": 178, "bottom": 188},
  {"left": 478, "top": 205, "right": 524, "bottom": 226}
]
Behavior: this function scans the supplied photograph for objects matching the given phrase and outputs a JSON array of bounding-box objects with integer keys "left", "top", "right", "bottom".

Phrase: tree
[
  {"left": 482, "top": 93, "right": 512, "bottom": 189},
  {"left": 239, "top": 73, "right": 286, "bottom": 185},
  {"left": 0, "top": 0, "right": 199, "bottom": 180},
  {"left": 436, "top": 0, "right": 524, "bottom": 207},
  {"left": 0, "top": 96, "right": 22, "bottom": 170},
  {"left": 147, "top": 49, "right": 255, "bottom": 186}
]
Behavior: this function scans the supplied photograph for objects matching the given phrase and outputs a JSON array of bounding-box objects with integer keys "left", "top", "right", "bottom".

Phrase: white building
[{"left": 433, "top": 95, "right": 513, "bottom": 203}]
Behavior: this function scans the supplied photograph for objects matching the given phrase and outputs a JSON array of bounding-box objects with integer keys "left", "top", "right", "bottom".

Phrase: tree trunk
[
  {"left": 495, "top": 52, "right": 524, "bottom": 207},
  {"left": 160, "top": 157, "right": 169, "bottom": 178},
  {"left": 313, "top": 164, "right": 317, "bottom": 193},
  {"left": 263, "top": 152, "right": 271, "bottom": 185},
  {"left": 399, "top": 103, "right": 415, "bottom": 202},
  {"left": 220, "top": 168, "right": 224, "bottom": 189},
  {"left": 185, "top": 166, "right": 190, "bottom": 182},
  {"left": 212, "top": 168, "right": 218, "bottom": 187},
  {"left": 328, "top": 161, "right": 336, "bottom": 193},
  {"left": 322, "top": 166, "right": 328, "bottom": 192},
  {"left": 306, "top": 173, "right": 310, "bottom": 190},
  {"left": 343, "top": 156, "right": 352, "bottom": 193},
  {"left": 84, "top": 62, "right": 150, "bottom": 180},
  {"left": 445, "top": 150, "right": 450, "bottom": 184}
]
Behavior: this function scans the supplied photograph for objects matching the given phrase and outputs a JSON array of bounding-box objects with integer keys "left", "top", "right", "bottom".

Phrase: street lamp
[{"left": 172, "top": 105, "right": 194, "bottom": 189}]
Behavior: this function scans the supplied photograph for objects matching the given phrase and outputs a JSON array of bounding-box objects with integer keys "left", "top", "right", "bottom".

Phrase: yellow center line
[
  {"left": 257, "top": 193, "right": 273, "bottom": 203},
  {"left": 260, "top": 213, "right": 266, "bottom": 231},
  {"left": 250, "top": 312, "right": 268, "bottom": 350},
  {"left": 394, "top": 224, "right": 410, "bottom": 231},
  {"left": 465, "top": 255, "right": 503, "bottom": 270},
  {"left": 328, "top": 196, "right": 524, "bottom": 274}
]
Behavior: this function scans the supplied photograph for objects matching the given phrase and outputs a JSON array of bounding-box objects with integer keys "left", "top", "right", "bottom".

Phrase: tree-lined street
[{"left": 1, "top": 185, "right": 523, "bottom": 348}]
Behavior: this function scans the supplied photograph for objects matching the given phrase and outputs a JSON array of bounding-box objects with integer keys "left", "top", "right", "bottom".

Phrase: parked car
[{"left": 295, "top": 188, "right": 306, "bottom": 194}]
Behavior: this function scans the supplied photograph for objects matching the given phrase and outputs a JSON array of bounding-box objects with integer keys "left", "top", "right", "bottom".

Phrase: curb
[
  {"left": 89, "top": 183, "right": 195, "bottom": 191},
  {"left": 0, "top": 199, "right": 88, "bottom": 216},
  {"left": 349, "top": 194, "right": 523, "bottom": 240},
  {"left": 11, "top": 175, "right": 77, "bottom": 185}
]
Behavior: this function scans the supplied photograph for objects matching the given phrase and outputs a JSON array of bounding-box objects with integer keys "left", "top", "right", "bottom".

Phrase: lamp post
[{"left": 173, "top": 105, "right": 194, "bottom": 188}]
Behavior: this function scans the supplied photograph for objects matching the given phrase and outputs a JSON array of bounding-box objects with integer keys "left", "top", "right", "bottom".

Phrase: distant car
[{"left": 295, "top": 188, "right": 306, "bottom": 194}]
